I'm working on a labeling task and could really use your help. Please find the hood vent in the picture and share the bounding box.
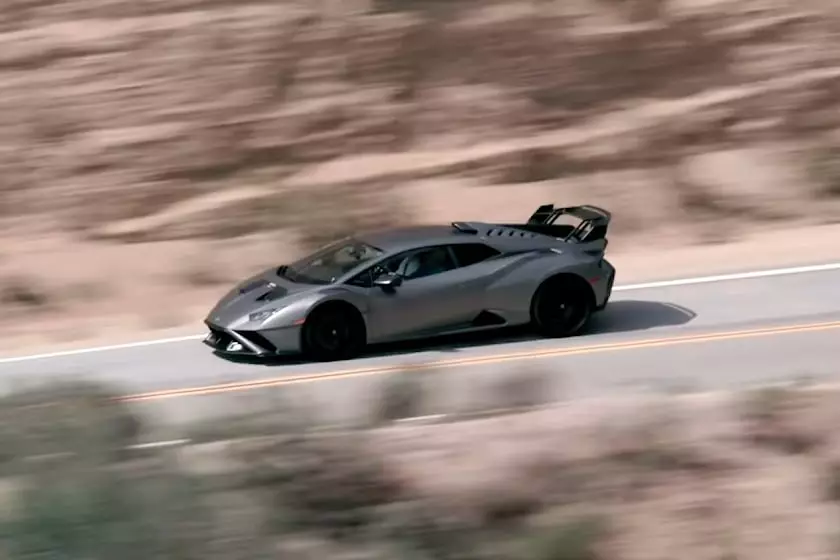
[255,284,288,302]
[239,279,270,295]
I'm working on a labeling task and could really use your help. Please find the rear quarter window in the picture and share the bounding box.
[451,243,501,267]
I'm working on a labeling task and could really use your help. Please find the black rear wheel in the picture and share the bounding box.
[531,277,593,338]
[301,305,366,362]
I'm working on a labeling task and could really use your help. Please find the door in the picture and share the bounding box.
[363,245,471,342]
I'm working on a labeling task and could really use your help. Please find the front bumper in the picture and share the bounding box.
[203,321,302,357]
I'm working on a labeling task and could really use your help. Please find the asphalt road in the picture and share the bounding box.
[1,263,839,434]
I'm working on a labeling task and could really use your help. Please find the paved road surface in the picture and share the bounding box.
[1,263,839,433]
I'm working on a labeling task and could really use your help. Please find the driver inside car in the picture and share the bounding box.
[403,248,452,280]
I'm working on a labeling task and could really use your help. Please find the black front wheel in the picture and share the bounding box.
[301,305,366,362]
[531,278,593,338]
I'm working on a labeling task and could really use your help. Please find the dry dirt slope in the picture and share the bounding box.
[2,0,840,242]
[2,0,840,350]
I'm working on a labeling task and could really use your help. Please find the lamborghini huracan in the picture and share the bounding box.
[203,203,616,361]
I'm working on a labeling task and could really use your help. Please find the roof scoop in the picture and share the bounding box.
[451,222,479,234]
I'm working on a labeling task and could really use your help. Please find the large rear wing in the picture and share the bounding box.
[526,204,611,244]
[528,204,611,225]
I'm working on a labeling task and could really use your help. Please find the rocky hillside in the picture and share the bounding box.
[2,0,840,248]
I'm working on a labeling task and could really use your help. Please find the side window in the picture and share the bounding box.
[450,243,501,268]
[347,252,406,287]
[346,267,375,287]
[400,246,456,280]
[346,246,457,286]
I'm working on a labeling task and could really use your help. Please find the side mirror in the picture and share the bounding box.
[373,273,402,289]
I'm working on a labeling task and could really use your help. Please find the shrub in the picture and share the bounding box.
[480,367,557,413]
[740,386,820,454]
[234,431,407,540]
[520,514,611,560]
[0,276,52,310]
[0,380,143,472]
[807,144,840,198]
[0,381,272,560]
[372,370,430,424]
[2,460,219,560]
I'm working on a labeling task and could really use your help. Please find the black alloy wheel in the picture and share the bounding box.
[301,306,365,361]
[532,278,593,338]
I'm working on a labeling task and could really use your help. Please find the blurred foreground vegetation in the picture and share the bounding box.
[1,374,840,559]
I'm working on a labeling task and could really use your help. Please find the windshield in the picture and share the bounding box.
[282,238,384,284]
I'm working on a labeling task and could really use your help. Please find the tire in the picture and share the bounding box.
[301,304,366,362]
[531,276,593,338]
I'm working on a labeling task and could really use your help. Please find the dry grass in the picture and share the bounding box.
[369,365,561,426]
[0,381,273,560]
[276,187,415,252]
[0,275,52,310]
[235,431,407,541]
[478,366,558,412]
[807,143,840,198]
[177,256,229,288]
[0,379,142,472]
[518,515,611,560]
[739,385,825,454]
[1,0,838,243]
[824,461,840,503]
[371,369,431,424]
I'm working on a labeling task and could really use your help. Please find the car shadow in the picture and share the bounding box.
[213,299,696,367]
[583,299,697,335]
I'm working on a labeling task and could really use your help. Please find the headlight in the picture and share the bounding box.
[249,309,279,323]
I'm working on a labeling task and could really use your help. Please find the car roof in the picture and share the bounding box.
[359,224,490,253]
[358,222,550,253]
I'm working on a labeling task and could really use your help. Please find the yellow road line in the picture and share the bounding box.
[119,320,840,402]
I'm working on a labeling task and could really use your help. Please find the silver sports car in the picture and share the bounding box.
[203,203,616,361]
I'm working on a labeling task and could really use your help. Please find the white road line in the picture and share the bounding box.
[1,261,839,365]
[122,380,840,450]
[612,262,840,291]
[0,334,204,364]
[126,439,192,450]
